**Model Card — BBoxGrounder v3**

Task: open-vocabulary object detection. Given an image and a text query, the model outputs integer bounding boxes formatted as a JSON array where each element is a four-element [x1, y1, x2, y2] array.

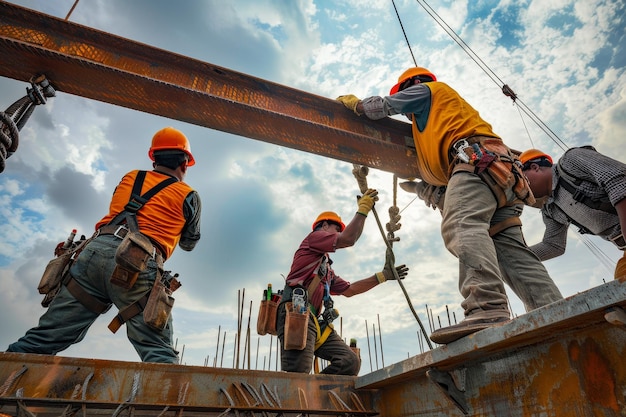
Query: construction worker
[[520, 146, 626, 279], [337, 67, 562, 344], [7, 127, 201, 363], [277, 193, 409, 375]]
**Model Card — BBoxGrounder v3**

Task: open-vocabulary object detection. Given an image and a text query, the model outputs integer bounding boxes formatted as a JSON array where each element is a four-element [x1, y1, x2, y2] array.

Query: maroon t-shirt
[[285, 230, 350, 313]]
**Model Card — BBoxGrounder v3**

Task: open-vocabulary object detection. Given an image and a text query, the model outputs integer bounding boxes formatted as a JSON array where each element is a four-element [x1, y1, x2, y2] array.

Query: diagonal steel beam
[[0, 2, 420, 179]]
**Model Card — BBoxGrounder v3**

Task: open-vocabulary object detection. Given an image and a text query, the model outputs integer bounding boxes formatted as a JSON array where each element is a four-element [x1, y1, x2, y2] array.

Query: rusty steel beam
[[356, 279, 626, 416], [0, 352, 376, 416], [0, 1, 419, 179]]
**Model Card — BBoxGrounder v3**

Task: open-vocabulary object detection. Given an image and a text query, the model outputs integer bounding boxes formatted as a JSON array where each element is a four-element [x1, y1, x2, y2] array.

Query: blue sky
[[1, 0, 625, 373]]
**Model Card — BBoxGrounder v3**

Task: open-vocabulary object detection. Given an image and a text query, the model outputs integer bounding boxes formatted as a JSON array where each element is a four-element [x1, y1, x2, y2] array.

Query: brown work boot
[[430, 312, 510, 345]]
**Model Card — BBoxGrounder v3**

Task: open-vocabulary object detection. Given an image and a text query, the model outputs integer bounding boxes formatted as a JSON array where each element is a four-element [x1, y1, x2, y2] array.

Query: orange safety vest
[[411, 82, 500, 186], [96, 170, 193, 259]]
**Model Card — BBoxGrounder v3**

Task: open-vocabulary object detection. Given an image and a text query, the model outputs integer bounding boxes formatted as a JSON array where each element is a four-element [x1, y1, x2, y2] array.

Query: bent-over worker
[[520, 146, 626, 280]]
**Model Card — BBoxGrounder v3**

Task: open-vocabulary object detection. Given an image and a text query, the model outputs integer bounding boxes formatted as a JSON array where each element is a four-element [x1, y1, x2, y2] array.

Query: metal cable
[[393, 0, 615, 271], [353, 164, 433, 349]]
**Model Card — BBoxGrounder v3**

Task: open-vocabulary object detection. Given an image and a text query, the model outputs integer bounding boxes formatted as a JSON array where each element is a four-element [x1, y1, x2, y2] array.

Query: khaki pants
[[441, 172, 562, 318]]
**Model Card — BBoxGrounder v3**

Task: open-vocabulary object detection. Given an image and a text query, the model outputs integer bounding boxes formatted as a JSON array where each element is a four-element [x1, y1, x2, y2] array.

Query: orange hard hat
[[148, 127, 195, 166], [390, 67, 437, 95], [519, 149, 553, 167], [312, 211, 346, 232]]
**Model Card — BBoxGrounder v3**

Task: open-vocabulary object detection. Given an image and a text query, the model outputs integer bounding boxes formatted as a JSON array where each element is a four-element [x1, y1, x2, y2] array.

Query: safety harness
[[553, 146, 622, 247], [555, 146, 616, 216], [63, 171, 177, 332], [282, 256, 337, 350], [449, 136, 529, 236]]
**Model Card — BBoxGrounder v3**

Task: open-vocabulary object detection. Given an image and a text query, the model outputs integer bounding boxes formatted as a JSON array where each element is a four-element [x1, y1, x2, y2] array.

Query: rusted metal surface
[[356, 279, 626, 416], [0, 1, 419, 179], [2, 281, 624, 416], [0, 353, 377, 416]]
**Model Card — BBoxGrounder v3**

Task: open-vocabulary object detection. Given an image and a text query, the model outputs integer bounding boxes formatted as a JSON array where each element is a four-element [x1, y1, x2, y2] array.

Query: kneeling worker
[[277, 190, 409, 375]]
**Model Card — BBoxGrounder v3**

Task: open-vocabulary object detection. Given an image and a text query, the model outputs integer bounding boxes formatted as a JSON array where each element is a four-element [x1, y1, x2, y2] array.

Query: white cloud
[[0, 0, 624, 373]]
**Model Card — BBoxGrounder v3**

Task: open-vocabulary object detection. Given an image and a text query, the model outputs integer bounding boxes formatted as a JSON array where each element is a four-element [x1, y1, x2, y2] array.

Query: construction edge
[[0, 279, 625, 416]]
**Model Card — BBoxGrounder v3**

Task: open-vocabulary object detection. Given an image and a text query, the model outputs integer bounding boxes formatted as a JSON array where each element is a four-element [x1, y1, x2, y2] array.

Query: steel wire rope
[[393, 0, 616, 272], [353, 164, 434, 349]]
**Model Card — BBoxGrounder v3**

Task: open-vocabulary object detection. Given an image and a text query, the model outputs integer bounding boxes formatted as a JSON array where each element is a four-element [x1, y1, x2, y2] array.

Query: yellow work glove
[[336, 94, 362, 116], [357, 188, 379, 216], [376, 249, 409, 283]]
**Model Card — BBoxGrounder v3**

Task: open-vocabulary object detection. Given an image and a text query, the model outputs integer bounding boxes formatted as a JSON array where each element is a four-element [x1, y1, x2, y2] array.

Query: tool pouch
[[284, 301, 309, 351], [110, 265, 140, 289], [257, 298, 280, 336], [452, 138, 535, 208], [38, 252, 73, 295], [115, 231, 154, 272], [111, 231, 154, 289], [143, 277, 174, 331]]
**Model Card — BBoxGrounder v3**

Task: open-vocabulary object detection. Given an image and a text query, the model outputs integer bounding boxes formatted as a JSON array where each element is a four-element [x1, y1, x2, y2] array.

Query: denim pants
[[441, 172, 562, 317], [7, 235, 178, 363], [277, 302, 360, 376]]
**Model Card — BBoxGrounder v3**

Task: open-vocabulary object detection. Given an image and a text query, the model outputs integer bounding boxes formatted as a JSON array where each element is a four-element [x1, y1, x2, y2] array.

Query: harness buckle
[[452, 139, 471, 163], [113, 225, 128, 239]]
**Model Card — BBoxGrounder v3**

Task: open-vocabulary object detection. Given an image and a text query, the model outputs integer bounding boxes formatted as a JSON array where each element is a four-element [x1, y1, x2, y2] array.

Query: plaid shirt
[[529, 147, 626, 260]]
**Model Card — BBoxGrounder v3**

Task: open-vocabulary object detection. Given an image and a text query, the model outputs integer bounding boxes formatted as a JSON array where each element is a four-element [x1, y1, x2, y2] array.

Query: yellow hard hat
[[149, 127, 195, 166], [312, 211, 345, 232], [390, 67, 437, 95], [519, 149, 553, 167]]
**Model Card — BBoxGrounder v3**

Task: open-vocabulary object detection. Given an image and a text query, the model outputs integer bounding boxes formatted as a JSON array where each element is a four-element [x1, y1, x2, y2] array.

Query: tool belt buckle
[[452, 139, 471, 163], [113, 225, 128, 239], [610, 233, 626, 250]]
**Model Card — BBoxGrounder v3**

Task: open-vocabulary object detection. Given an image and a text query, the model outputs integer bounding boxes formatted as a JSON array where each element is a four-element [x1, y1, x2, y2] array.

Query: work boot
[[430, 311, 510, 345]]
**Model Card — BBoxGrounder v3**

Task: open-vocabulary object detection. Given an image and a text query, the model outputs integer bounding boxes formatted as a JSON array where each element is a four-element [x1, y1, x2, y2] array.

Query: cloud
[[0, 0, 624, 372]]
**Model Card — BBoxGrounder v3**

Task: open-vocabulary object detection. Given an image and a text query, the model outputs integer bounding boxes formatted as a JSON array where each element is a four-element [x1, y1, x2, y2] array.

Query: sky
[[0, 0, 625, 375]]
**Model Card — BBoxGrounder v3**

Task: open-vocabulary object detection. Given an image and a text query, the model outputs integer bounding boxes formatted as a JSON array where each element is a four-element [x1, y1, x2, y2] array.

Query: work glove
[[357, 188, 379, 216], [336, 94, 362, 116], [375, 249, 409, 283], [400, 180, 446, 211]]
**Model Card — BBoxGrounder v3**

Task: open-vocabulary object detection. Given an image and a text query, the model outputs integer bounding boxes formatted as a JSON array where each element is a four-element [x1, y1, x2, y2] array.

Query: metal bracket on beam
[[426, 368, 469, 415]]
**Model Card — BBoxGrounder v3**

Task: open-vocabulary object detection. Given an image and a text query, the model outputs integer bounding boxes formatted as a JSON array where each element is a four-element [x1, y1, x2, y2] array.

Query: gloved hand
[[376, 250, 409, 283], [336, 94, 362, 116], [400, 180, 446, 211], [376, 264, 409, 284], [357, 188, 379, 216]]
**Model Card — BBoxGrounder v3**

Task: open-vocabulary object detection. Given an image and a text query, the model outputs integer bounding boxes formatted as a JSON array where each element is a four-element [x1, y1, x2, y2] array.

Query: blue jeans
[[441, 172, 562, 317], [7, 235, 178, 363]]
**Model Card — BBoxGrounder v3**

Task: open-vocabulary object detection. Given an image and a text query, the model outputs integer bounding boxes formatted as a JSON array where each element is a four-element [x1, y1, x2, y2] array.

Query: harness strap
[[108, 170, 178, 227], [107, 292, 149, 333], [488, 216, 522, 237], [107, 255, 164, 333], [556, 174, 615, 213], [63, 275, 111, 314], [312, 314, 334, 350]]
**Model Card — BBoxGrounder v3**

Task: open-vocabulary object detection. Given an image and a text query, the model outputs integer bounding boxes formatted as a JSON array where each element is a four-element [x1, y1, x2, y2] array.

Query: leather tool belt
[[449, 136, 535, 208], [96, 224, 165, 258]]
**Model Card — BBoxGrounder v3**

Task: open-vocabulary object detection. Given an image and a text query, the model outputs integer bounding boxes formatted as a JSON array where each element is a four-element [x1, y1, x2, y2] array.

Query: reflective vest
[[96, 170, 193, 259], [411, 82, 500, 186]]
